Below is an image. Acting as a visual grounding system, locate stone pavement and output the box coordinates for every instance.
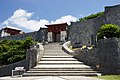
[0,76,103,80]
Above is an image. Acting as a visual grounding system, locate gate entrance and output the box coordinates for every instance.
[46,23,68,42]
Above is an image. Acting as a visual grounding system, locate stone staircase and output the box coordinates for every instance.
[24,43,100,76]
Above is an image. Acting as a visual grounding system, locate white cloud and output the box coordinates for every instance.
[2,9,48,31]
[10,9,33,19]
[51,15,78,25]
[1,9,78,32]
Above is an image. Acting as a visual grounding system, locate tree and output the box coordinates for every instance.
[97,24,120,40]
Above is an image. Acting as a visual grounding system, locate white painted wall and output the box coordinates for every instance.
[60,31,66,41]
[1,30,10,37]
[48,32,52,42]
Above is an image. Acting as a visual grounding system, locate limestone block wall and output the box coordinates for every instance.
[0,28,48,42]
[0,32,36,40]
[0,59,29,77]
[68,4,120,46]
[68,16,105,46]
[104,5,120,25]
[97,38,120,74]
[68,20,95,45]
[73,38,120,74]
[74,48,99,67]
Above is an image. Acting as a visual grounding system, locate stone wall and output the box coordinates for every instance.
[74,48,99,67]
[97,38,120,74]
[0,59,29,77]
[68,4,120,46]
[68,20,95,45]
[0,28,48,42]
[73,38,120,74]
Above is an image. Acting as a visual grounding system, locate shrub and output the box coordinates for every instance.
[22,36,34,49]
[0,36,35,65]
[97,24,120,40]
[79,12,104,21]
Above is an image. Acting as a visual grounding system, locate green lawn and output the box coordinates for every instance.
[96,75,120,80]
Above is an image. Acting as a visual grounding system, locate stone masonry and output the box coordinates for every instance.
[68,4,120,46]
[0,28,48,42]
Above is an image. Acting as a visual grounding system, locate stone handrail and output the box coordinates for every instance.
[26,43,44,69]
[36,43,44,63]
[62,41,74,54]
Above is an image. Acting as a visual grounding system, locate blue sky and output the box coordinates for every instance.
[0,0,120,32]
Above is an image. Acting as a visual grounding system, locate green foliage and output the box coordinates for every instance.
[22,36,34,49]
[97,24,120,40]
[0,36,35,65]
[79,12,104,21]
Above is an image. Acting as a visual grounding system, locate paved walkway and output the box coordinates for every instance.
[0,76,103,80]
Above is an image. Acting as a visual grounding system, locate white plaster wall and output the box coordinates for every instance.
[48,32,52,42]
[60,31,66,41]
[1,30,10,37]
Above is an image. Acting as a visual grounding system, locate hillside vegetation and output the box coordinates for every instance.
[79,12,104,21]
[0,37,35,65]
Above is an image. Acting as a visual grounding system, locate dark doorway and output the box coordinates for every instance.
[52,33,60,42]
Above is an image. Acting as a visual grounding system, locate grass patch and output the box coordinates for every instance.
[96,75,120,80]
[72,48,81,51]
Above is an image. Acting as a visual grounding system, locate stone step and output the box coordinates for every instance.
[29,68,97,71]
[45,49,64,52]
[38,61,83,64]
[43,55,70,56]
[41,58,78,61]
[24,43,101,77]
[40,59,77,61]
[26,70,98,73]
[43,51,67,53]
[44,51,66,53]
[42,55,73,58]
[38,61,84,65]
[43,54,68,55]
[44,47,62,49]
[38,63,84,65]
[32,67,95,69]
[34,64,91,68]
[43,54,69,55]
[23,72,98,76]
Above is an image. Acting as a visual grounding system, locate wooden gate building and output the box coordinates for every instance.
[46,23,68,42]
